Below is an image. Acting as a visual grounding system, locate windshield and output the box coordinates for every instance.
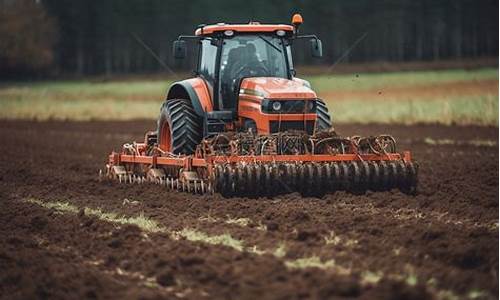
[219,35,288,109]
[220,35,287,79]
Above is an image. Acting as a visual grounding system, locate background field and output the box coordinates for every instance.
[0,67,498,125]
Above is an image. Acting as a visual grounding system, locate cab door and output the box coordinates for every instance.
[198,39,218,107]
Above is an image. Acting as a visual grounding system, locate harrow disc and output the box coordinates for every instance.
[211,160,418,197]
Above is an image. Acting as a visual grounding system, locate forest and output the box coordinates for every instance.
[0,0,498,77]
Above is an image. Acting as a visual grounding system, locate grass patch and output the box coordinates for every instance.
[199,214,255,228]
[272,243,287,258]
[83,207,164,233]
[285,256,350,274]
[0,98,161,121]
[424,137,498,147]
[172,228,245,252]
[25,198,79,213]
[0,80,170,98]
[255,221,268,231]
[323,231,358,247]
[24,198,164,233]
[225,216,252,227]
[247,245,267,255]
[387,265,419,287]
[434,290,460,300]
[361,271,384,285]
[324,231,341,245]
[308,68,498,92]
[467,290,486,299]
[1,68,497,125]
[198,215,220,223]
[405,274,418,287]
[3,93,496,125]
[327,95,498,125]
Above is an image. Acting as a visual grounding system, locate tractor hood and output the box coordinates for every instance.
[239,77,317,99]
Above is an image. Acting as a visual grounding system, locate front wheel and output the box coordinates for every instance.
[157,99,202,155]
[316,99,332,131]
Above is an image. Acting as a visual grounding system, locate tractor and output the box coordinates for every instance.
[105,14,418,197]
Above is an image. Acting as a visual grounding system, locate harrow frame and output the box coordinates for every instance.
[106,137,417,197]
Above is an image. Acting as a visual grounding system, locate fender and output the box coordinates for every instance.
[166,78,213,116]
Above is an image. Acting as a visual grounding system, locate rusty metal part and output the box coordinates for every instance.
[199,132,398,157]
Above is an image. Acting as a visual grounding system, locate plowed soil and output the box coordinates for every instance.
[0,120,498,300]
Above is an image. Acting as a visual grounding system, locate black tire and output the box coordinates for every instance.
[316,99,332,131]
[157,99,202,155]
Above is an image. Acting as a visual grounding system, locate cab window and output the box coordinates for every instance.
[199,39,217,83]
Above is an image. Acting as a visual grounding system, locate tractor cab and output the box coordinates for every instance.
[171,15,327,137]
[217,34,290,111]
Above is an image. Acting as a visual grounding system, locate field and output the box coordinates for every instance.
[0,68,498,125]
[0,67,498,299]
[0,120,498,299]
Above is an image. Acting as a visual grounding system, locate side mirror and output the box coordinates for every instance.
[310,38,323,58]
[173,40,187,59]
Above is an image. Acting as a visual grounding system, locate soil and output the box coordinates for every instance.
[0,120,498,299]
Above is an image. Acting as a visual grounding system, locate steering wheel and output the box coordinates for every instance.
[232,64,269,79]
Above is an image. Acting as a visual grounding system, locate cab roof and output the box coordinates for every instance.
[195,22,294,36]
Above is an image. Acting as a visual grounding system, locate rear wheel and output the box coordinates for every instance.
[316,99,332,131]
[157,99,202,154]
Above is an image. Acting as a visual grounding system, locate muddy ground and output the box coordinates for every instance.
[0,120,498,299]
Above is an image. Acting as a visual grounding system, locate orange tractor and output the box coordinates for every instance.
[105,14,418,197]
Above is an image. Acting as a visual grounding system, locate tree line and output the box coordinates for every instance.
[0,0,498,77]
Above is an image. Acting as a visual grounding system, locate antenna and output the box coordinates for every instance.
[109,5,177,76]
[130,32,177,76]
[327,31,369,73]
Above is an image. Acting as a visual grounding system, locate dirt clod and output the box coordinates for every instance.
[156,272,175,287]
[265,222,279,231]
[30,216,48,229]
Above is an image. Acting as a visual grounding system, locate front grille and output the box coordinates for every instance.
[270,120,315,135]
[261,99,316,114]
[280,100,306,113]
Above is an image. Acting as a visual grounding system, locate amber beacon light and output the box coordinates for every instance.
[292,13,303,26]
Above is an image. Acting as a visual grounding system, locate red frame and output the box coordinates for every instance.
[110,150,412,171]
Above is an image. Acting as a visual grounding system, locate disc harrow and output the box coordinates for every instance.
[210,160,417,197]
[104,131,418,197]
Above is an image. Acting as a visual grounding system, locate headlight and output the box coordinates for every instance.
[272,101,282,111]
